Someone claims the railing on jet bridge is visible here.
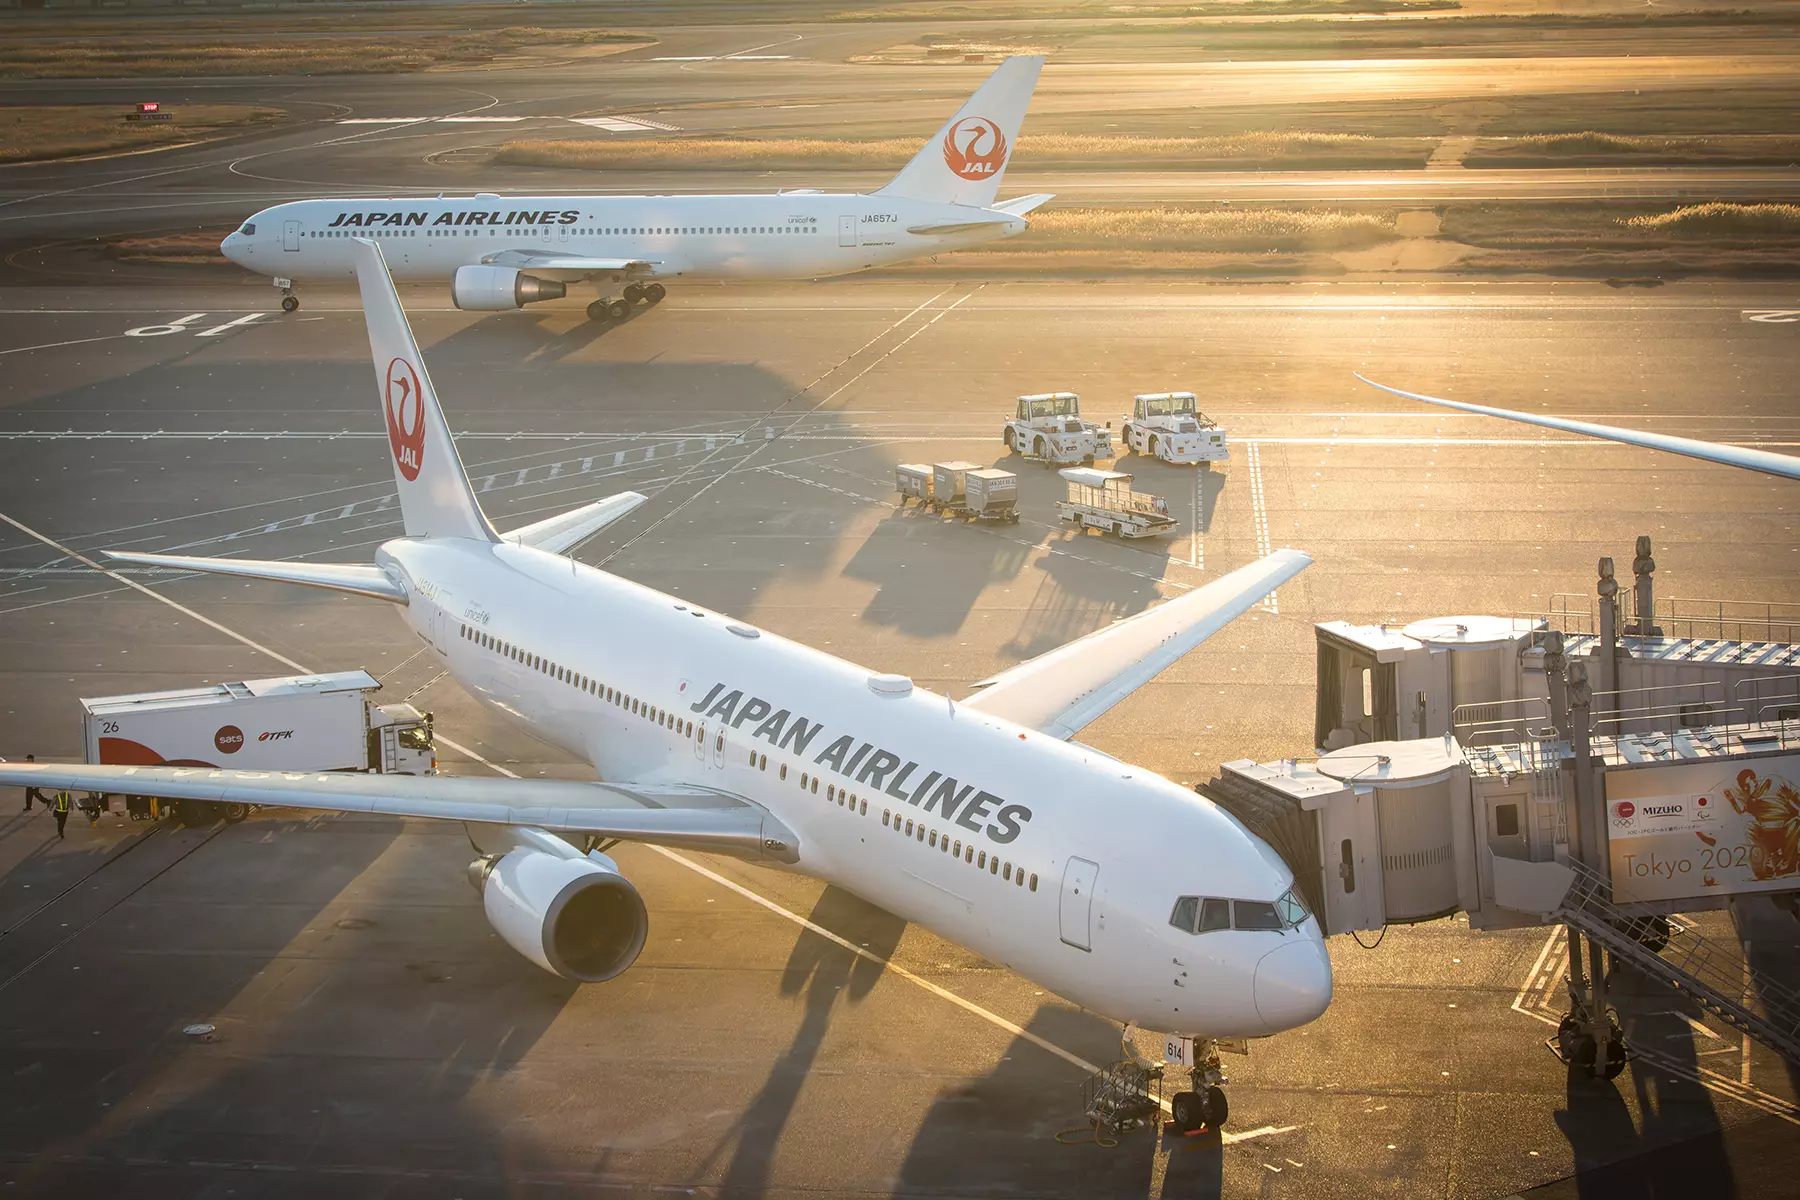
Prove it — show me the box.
[1735,673,1800,726]
[1632,594,1800,645]
[1554,855,1800,1065]
[1453,696,1554,748]
[1590,679,1736,739]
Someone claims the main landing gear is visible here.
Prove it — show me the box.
[275,277,299,313]
[1168,1039,1230,1135]
[586,281,666,322]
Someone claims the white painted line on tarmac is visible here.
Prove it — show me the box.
[1245,442,1277,613]
[0,334,121,358]
[196,313,265,337]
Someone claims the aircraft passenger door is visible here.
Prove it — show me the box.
[282,220,300,252]
[838,215,856,248]
[1059,857,1099,951]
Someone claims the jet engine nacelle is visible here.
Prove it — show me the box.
[472,847,647,982]
[451,265,567,311]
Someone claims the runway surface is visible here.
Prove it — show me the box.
[1,276,1797,1198]
[2,31,1798,249]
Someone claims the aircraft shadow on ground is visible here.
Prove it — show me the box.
[0,813,417,1194]
[697,885,907,1198]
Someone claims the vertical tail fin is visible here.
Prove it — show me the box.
[875,55,1043,209]
[351,238,497,543]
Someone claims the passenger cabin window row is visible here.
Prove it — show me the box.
[458,623,698,740]
[314,226,821,239]
[879,806,1037,893]
[1168,890,1311,935]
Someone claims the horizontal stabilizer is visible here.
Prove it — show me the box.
[103,551,408,603]
[0,762,798,863]
[962,550,1313,739]
[906,218,1012,236]
[1356,374,1800,481]
[991,193,1054,216]
[502,492,647,555]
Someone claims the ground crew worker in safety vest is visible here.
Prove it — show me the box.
[52,789,72,840]
[21,753,43,811]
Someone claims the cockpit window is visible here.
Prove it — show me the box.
[1171,893,1305,934]
[1232,900,1284,931]
[240,223,256,235]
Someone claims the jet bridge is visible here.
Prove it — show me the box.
[1206,536,1800,1073]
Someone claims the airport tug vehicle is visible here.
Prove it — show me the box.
[1002,392,1113,465]
[1121,392,1228,466]
[78,671,433,824]
[895,461,1021,523]
[1054,467,1176,538]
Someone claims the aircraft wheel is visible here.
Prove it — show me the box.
[222,802,251,824]
[587,299,608,320]
[644,282,666,302]
[1203,1085,1229,1129]
[281,295,299,314]
[607,298,632,320]
[1601,1033,1628,1079]
[623,283,645,303]
[1170,1090,1202,1134]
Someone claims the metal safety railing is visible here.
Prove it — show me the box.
[1522,593,1800,649]
[1453,696,1555,748]
[1556,855,1800,1064]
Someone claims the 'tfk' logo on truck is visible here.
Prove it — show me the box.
[385,357,426,481]
[942,116,1008,180]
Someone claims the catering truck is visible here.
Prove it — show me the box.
[80,670,434,823]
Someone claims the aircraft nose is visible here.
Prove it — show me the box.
[220,232,243,260]
[1253,938,1332,1032]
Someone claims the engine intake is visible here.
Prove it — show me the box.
[473,847,647,982]
[452,265,567,311]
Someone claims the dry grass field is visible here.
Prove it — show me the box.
[0,105,290,163]
[1468,133,1800,168]
[495,132,1434,172]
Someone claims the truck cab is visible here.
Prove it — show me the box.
[1005,392,1112,464]
[1122,392,1227,465]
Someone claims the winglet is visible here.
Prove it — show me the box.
[351,238,498,541]
[876,56,1044,209]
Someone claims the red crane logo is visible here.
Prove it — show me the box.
[385,357,426,481]
[942,116,1009,180]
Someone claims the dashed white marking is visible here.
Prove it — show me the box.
[1744,310,1800,323]
[1245,441,1276,613]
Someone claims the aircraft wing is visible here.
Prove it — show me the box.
[102,553,408,603]
[1357,374,1800,481]
[0,762,798,863]
[961,550,1312,740]
[480,249,657,279]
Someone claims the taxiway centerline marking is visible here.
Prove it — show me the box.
[0,510,1296,1147]
[0,334,122,358]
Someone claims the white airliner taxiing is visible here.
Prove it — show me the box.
[4,241,1325,1132]
[222,56,1052,322]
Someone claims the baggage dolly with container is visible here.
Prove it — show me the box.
[894,462,1020,523]
[1054,467,1176,538]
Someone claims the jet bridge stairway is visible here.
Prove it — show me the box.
[1554,854,1800,1065]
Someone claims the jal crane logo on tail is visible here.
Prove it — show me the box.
[942,116,1008,180]
[384,357,426,481]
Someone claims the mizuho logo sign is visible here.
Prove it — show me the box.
[942,116,1008,180]
[384,357,426,482]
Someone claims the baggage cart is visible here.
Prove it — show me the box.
[1054,467,1176,538]
[929,461,983,512]
[895,463,932,506]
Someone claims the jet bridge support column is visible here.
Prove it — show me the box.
[1553,660,1626,1077]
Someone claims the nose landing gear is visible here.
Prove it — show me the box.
[1168,1039,1231,1135]
[275,277,299,313]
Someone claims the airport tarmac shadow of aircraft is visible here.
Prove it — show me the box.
[684,885,905,1198]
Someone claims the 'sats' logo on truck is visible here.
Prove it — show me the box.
[215,725,245,754]
[384,357,426,481]
[258,730,294,743]
[942,116,1008,180]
